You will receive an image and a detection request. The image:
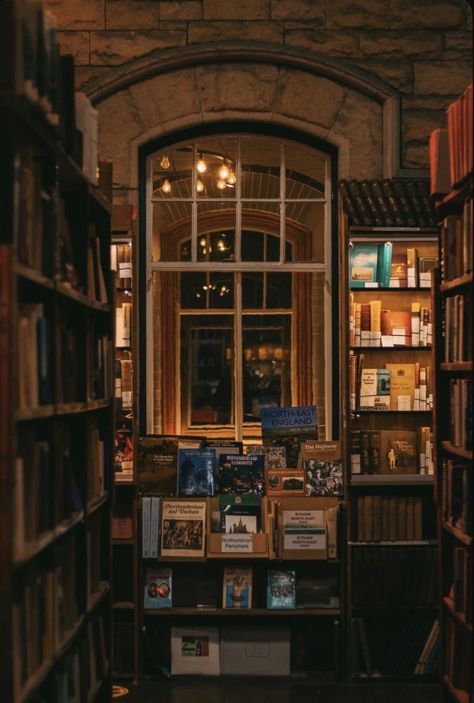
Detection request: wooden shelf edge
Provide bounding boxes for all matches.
[441,442,473,461]
[143,607,340,616]
[13,512,84,568]
[443,674,471,703]
[55,281,110,311]
[350,346,432,352]
[349,286,432,292]
[442,521,473,547]
[15,263,55,288]
[113,602,135,610]
[15,404,55,421]
[443,597,473,633]
[440,273,473,292]
[440,362,473,372]
[350,475,434,486]
[349,540,437,547]
[87,492,110,516]
[87,582,111,614]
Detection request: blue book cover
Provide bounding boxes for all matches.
[260,405,318,468]
[377,242,393,288]
[177,448,216,496]
[144,567,172,609]
[223,567,252,608]
[218,454,265,495]
[349,246,378,288]
[266,570,296,609]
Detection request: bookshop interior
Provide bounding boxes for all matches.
[1,1,473,702]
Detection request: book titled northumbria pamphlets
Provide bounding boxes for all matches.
[261,405,318,468]
[161,500,206,558]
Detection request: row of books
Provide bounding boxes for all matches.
[339,178,437,228]
[446,84,473,187]
[12,533,80,694]
[18,303,52,408]
[116,302,132,347]
[87,417,107,503]
[350,428,433,476]
[356,496,427,542]
[115,357,132,412]
[352,358,433,412]
[352,618,439,678]
[441,200,473,281]
[441,459,472,537]
[449,546,472,625]
[89,333,113,401]
[86,235,108,304]
[444,293,473,363]
[141,497,338,560]
[449,378,472,451]
[349,295,432,348]
[111,243,132,290]
[352,547,437,608]
[349,243,436,289]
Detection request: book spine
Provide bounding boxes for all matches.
[378,242,392,288]
[142,497,151,558]
[369,300,381,347]
[150,497,160,558]
[411,302,420,347]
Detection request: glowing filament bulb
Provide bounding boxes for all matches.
[197,155,207,173]
[227,170,236,185]
[218,162,230,180]
[196,178,204,193]
[160,154,170,169]
[217,178,227,190]
[161,179,171,193]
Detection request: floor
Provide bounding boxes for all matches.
[114,679,442,703]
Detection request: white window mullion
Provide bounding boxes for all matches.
[146,156,154,433]
[324,155,332,439]
[234,273,243,441]
[191,143,198,263]
[279,142,286,263]
[235,139,242,263]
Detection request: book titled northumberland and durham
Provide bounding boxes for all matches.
[260,405,318,468]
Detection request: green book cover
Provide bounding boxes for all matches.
[377,242,393,288]
[349,246,378,288]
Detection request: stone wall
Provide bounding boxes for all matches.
[46,0,472,175]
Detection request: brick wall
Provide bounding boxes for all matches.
[47,0,472,170]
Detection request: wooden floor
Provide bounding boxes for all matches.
[115,679,442,703]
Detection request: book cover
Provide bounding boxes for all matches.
[161,500,206,558]
[177,448,216,497]
[265,468,305,496]
[144,567,172,609]
[379,430,418,474]
[138,435,178,494]
[377,242,393,288]
[260,405,318,468]
[217,454,265,495]
[114,430,133,482]
[381,310,412,346]
[246,445,287,469]
[385,363,416,411]
[349,246,378,287]
[301,440,343,497]
[202,439,243,467]
[218,494,262,535]
[282,508,326,551]
[389,252,408,288]
[267,570,296,609]
[222,567,252,609]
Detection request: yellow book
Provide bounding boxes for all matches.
[385,363,416,411]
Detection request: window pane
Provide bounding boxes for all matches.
[266,272,292,308]
[196,137,237,199]
[181,315,234,427]
[209,272,234,309]
[152,202,192,261]
[181,272,207,308]
[242,314,291,423]
[242,231,264,261]
[240,137,281,199]
[284,202,325,263]
[242,273,264,309]
[151,146,193,200]
[284,142,326,198]
[198,204,236,262]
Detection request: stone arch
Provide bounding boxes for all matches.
[82,42,401,190]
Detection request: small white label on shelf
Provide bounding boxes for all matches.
[364,282,379,288]
[221,534,253,553]
[381,335,394,347]
[397,396,411,411]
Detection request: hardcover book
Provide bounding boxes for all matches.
[160,500,206,558]
[144,567,172,609]
[260,405,318,468]
[177,448,216,497]
[138,435,178,494]
[381,310,412,347]
[217,454,265,495]
[379,430,418,474]
[265,468,305,496]
[222,567,252,609]
[349,246,378,287]
[114,430,133,482]
[245,444,287,469]
[385,363,416,411]
[267,570,296,609]
[301,440,343,496]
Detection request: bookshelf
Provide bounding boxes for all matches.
[339,180,441,682]
[430,85,472,703]
[110,205,139,684]
[0,3,113,699]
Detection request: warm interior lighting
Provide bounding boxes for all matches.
[197,154,207,173]
[161,179,171,193]
[218,162,230,180]
[196,178,205,193]
[227,170,236,185]
[160,154,170,169]
[216,178,227,190]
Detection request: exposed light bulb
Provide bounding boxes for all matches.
[217,178,227,190]
[197,155,207,173]
[161,179,171,193]
[199,237,207,247]
[218,162,230,180]
[160,154,170,169]
[227,170,236,185]
[196,178,205,193]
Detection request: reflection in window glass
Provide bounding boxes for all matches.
[267,273,292,309]
[242,273,264,309]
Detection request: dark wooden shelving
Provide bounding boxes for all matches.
[440,362,473,372]
[350,346,432,352]
[443,674,470,703]
[441,521,472,548]
[443,597,473,633]
[350,475,434,486]
[350,286,432,292]
[15,263,55,289]
[441,441,473,461]
[15,404,55,421]
[143,607,340,617]
[440,273,473,293]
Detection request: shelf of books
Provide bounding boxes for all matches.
[0,3,113,700]
[339,178,441,683]
[110,205,139,683]
[430,84,472,703]
[136,414,344,680]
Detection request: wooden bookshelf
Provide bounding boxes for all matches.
[0,8,114,697]
[341,210,440,682]
[431,88,473,703]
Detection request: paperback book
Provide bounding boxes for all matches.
[144,567,172,609]
[138,435,205,494]
[261,405,318,468]
[222,567,252,609]
[282,508,326,552]
[267,570,296,609]
[265,468,305,496]
[218,494,262,534]
[161,500,206,558]
[218,454,265,495]
[301,440,343,497]
[245,445,287,469]
[177,448,216,497]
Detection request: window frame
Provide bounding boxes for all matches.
[139,122,339,441]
